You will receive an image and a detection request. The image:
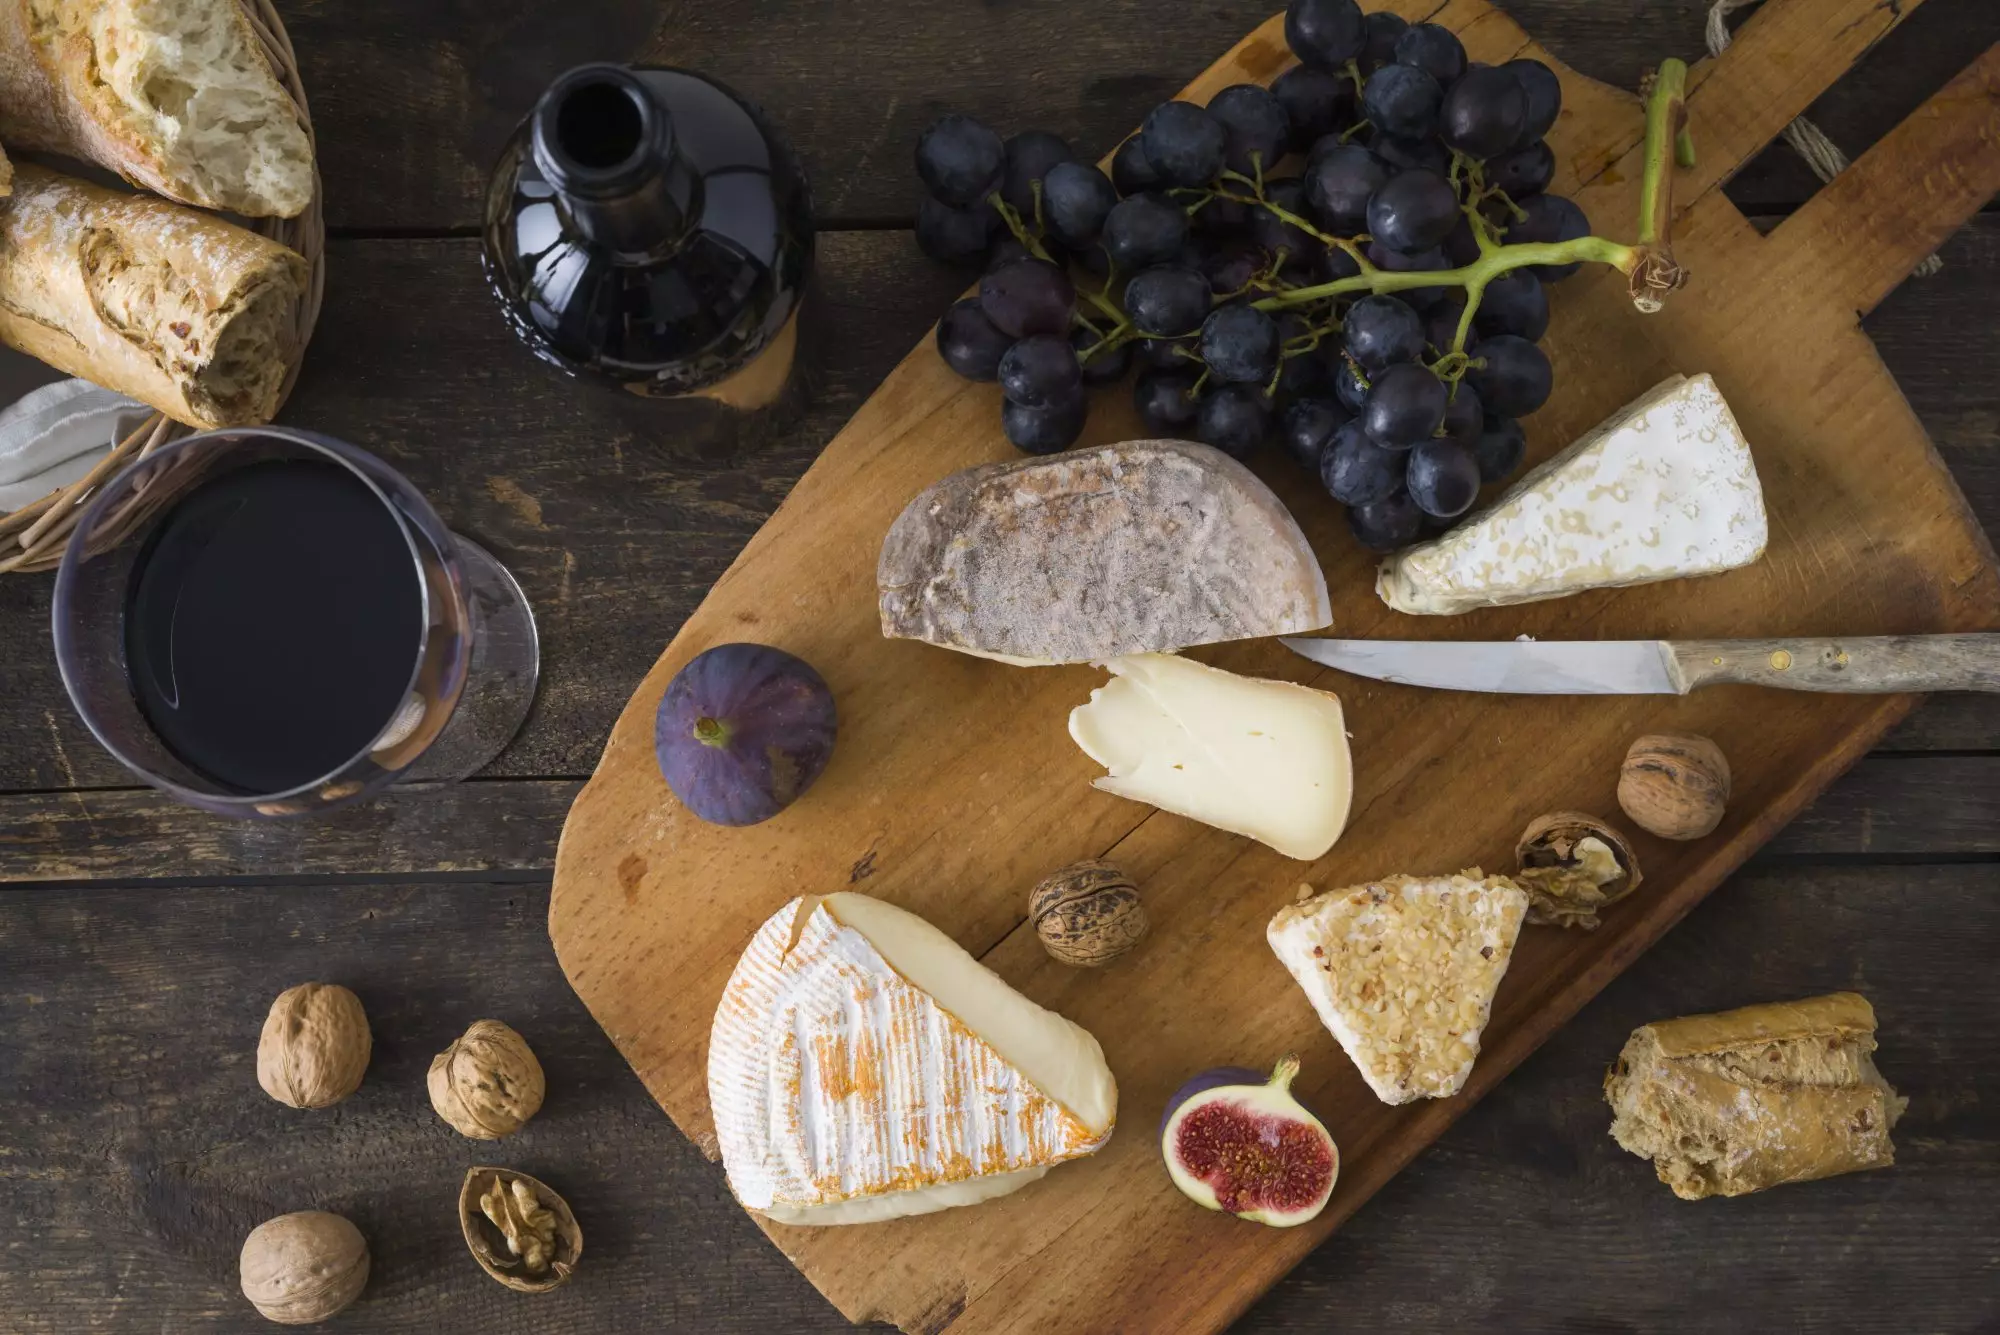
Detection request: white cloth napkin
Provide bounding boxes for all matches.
[0,379,149,512]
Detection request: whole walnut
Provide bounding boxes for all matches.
[240,1211,369,1325]
[1029,860,1149,966]
[257,983,371,1109]
[428,1020,546,1139]
[1619,733,1732,840]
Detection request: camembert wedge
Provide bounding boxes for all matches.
[709,892,1117,1225]
[1268,873,1528,1104]
[1378,373,1767,615]
[1068,653,1354,861]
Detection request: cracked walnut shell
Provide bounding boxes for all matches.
[459,1167,581,1292]
[240,1210,369,1325]
[257,983,371,1109]
[427,1020,545,1139]
[1516,813,1642,929]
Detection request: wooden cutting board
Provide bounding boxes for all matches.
[550,2,2000,1330]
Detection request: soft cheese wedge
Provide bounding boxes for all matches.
[1068,653,1353,861]
[1268,873,1528,1104]
[879,439,1332,664]
[709,892,1117,1225]
[1378,373,1767,615]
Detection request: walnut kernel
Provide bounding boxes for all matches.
[1516,813,1642,929]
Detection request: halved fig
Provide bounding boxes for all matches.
[1160,1054,1338,1227]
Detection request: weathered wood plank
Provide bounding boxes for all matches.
[277,0,2000,231]
[0,865,1990,1333]
[0,215,1995,799]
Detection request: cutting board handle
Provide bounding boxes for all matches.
[1672,635,2000,693]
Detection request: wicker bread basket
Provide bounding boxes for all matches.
[0,0,326,574]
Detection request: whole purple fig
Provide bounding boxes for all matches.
[1160,1054,1338,1226]
[654,643,837,826]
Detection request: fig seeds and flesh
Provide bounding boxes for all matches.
[655,643,838,826]
[1161,1054,1338,1226]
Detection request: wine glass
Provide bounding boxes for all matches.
[51,426,539,818]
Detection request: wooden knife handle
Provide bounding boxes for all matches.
[1670,636,2000,693]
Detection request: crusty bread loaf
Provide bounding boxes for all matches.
[1604,992,1905,1200]
[0,0,313,218]
[0,163,305,426]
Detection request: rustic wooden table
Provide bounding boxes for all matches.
[1,1,1996,1330]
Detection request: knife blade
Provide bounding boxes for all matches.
[1279,635,2000,695]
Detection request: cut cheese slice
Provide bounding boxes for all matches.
[878,438,1332,664]
[1268,873,1528,1104]
[1378,373,1767,615]
[1068,653,1353,861]
[708,892,1117,1226]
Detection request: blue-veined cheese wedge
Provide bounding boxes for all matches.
[708,893,1117,1225]
[1378,374,1768,615]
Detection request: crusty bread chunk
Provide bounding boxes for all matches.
[0,0,314,218]
[1604,992,1905,1200]
[0,140,12,196]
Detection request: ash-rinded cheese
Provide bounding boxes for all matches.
[708,892,1117,1226]
[1378,374,1767,615]
[879,439,1332,664]
[1068,653,1353,861]
[1268,873,1528,1104]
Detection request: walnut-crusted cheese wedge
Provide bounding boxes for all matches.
[1268,873,1528,1104]
[708,893,1117,1225]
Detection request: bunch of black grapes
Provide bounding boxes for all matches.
[913,0,1588,552]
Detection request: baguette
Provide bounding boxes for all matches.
[0,163,305,426]
[0,0,313,218]
[1604,992,1906,1200]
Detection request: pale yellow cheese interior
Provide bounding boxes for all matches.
[1068,654,1353,861]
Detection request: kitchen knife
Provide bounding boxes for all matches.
[1279,635,2000,695]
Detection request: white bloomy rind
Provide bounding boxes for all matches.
[1161,1059,1338,1227]
[1377,373,1768,615]
[1068,653,1354,861]
[708,893,1117,1226]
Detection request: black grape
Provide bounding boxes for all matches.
[1125,265,1213,337]
[1272,66,1352,152]
[1304,142,1387,233]
[1442,214,1481,267]
[916,195,996,266]
[1201,245,1262,296]
[1200,304,1282,384]
[1277,344,1339,403]
[1209,84,1292,176]
[1072,325,1133,385]
[1193,194,1253,240]
[1365,242,1452,312]
[1474,269,1549,340]
[979,257,1075,338]
[1362,63,1442,140]
[1103,192,1190,270]
[1343,294,1424,372]
[1439,66,1529,159]
[1003,391,1087,454]
[1362,361,1447,446]
[936,299,1013,380]
[998,335,1082,408]
[1286,0,1366,69]
[1393,24,1467,86]
[1424,295,1467,355]
[1366,169,1459,252]
[1361,11,1408,72]
[1001,131,1074,217]
[1405,438,1482,517]
[915,115,1005,207]
[1486,140,1554,198]
[1282,396,1350,472]
[1320,244,1361,283]
[1041,162,1119,247]
[1139,336,1198,369]
[1197,384,1273,459]
[1468,334,1553,416]
[985,235,1040,273]
[1506,59,1563,144]
[1323,419,1404,505]
[1334,356,1371,412]
[1111,136,1163,195]
[1348,491,1424,550]
[1135,368,1203,433]
[1140,101,1227,187]
[1438,380,1483,447]
[1506,194,1590,280]
[1252,180,1324,271]
[1472,414,1526,481]
[1368,131,1449,177]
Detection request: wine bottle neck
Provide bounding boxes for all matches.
[530,64,698,254]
